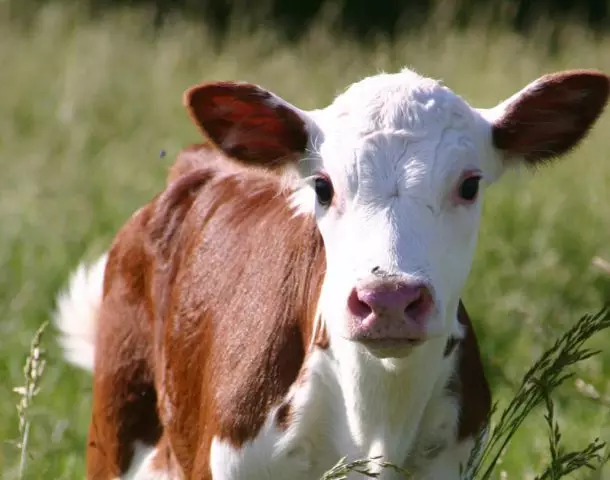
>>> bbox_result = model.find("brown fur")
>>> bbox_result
[451,302,491,440]
[87,144,490,479]
[88,202,161,479]
[184,82,308,167]
[492,70,610,163]
[86,145,223,478]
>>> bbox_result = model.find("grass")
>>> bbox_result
[1,1,610,478]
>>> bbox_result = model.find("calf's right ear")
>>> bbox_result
[183,82,309,170]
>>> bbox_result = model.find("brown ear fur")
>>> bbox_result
[492,70,610,164]
[183,82,308,169]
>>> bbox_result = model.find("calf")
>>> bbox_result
[55,67,609,479]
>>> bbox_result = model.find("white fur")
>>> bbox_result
[209,349,340,479]
[209,345,473,479]
[416,438,477,479]
[53,253,108,371]
[115,442,171,480]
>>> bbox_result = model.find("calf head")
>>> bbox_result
[184,68,609,361]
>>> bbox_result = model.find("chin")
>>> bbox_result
[359,338,426,359]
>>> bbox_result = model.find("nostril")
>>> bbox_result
[348,288,373,319]
[404,286,433,322]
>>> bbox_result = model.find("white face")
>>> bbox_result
[185,66,609,359]
[291,70,497,355]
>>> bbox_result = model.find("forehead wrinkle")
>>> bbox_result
[317,72,482,204]
[361,133,400,174]
[430,124,479,190]
[414,97,480,198]
[351,133,413,204]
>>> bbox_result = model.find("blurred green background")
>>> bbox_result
[0,0,609,478]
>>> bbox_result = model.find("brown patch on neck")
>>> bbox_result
[87,144,328,479]
[155,165,326,477]
[449,301,492,441]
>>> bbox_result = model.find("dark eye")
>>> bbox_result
[458,176,481,202]
[314,176,334,206]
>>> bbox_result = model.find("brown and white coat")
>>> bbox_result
[54,67,609,479]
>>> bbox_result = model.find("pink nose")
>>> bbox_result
[347,280,434,342]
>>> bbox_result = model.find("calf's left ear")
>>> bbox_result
[183,81,309,170]
[482,69,609,167]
